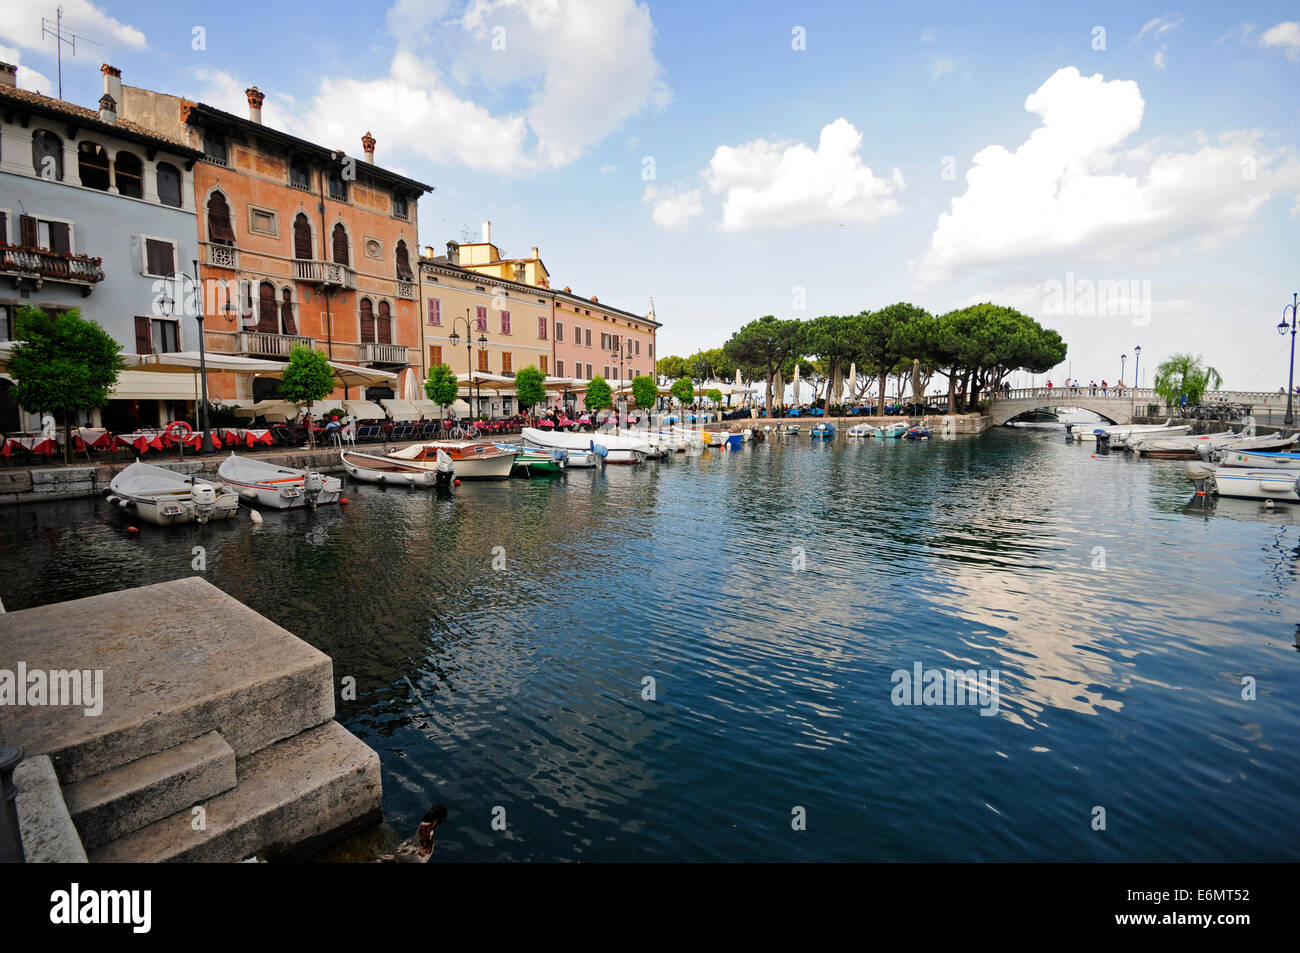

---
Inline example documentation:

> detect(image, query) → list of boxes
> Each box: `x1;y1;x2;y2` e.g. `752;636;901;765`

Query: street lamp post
1133;345;1142;394
448;312;488;427
1280;292;1298;426
1120;353;1127;387
159;267;214;452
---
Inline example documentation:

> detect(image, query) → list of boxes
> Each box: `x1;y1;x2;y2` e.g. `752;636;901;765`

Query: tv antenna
42;7;101;101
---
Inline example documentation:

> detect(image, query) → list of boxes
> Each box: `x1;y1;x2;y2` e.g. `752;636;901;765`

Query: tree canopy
514;365;547;412
1154;353;1222;407
670;376;695;407
722;315;805;416
585;375;612;412
631;375;658;411
280;345;335;446
424;363;460;412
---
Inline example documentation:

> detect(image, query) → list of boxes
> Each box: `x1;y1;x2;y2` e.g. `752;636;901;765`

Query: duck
372;805;448;863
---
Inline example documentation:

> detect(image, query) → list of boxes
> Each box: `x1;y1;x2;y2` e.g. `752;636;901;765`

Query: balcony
294;259;356;290
236;330;315;358
1;243;104;294
205;243;239;270
358;342;411;366
395;280;417;300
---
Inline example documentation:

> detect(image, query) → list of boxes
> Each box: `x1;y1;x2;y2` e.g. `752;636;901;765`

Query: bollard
0;745;26;863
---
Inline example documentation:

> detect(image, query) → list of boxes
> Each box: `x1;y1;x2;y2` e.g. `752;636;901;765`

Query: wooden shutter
207;193;235;244
359;299;375;343
540;355;548;374
293;214;313;260
20;215;38;247
538;315;547;340
145;239;173;276
500;309;511;334
377;301;392;345
46;221;70;255
395;241;413;281
426;298;441;325
477;349;489;372
135;316;153;355
501;352;512;374
257;283;278;334
0;211;6;243
331;223;349;265
280;290;297;335
429;345;442;366
475;306;487;331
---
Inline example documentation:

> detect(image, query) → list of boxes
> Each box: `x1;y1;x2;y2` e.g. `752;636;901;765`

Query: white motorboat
106;461;240;525
340;449;438;486
1072;419;1190;442
847;423;880;438
1218;449;1300;470
1194;466;1300;502
388;441;518;480
522;426;650;465
1129;430;1241;458
218;453;343;508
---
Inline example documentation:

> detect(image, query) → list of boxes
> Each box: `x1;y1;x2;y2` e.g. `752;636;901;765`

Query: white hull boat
847;423;880;438
1130;430;1241;457
1074;419;1189;442
107;461;240;525
389;442;517;479
218;453;342;508
1203;466;1300;502
522;427;650;465
1218;449;1300;470
340;450;437;486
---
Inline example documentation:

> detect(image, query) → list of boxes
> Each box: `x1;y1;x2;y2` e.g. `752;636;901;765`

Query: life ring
165;420;193;440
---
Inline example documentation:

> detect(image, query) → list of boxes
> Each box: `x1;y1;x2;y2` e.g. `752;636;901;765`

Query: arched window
115;151;143;198
31;130;63;181
207;191;235;245
331;223;349;265
359;298;375;343
376;301;392;345
156;162;182;208
395;239;413;282
78;142;110;191
257;281;278;334
279;288;297;335
293;213;313;260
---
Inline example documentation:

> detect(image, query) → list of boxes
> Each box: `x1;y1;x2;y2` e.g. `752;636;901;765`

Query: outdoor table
114;431;167;454
2;434;60;456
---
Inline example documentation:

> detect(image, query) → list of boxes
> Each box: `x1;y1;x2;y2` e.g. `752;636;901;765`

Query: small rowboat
881;422;909;439
1218;449;1300;470
847;424;880;438
389;442;518;479
904;425;932;440
340;450;437;486
218;453;342;509
810;422;835;439
1196;466;1300;502
106;461;239;525
496;443;567;476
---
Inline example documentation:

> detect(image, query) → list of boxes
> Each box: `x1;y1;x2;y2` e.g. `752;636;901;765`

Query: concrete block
90;720;381;862
63;730;236;848
14;755;87;863
0;576;335;783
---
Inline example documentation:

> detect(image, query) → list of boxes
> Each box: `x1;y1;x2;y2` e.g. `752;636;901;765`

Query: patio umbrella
792;363;801;404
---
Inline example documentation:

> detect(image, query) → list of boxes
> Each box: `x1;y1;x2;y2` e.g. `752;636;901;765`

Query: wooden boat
218;453;342;508
496;443;567;476
904;424;932;440
881;422;909;439
522;426;649;465
106;461;240;525
1070;419;1188;442
1218;449;1300;470
388;441;517;480
810;422;835;439
847;423;879;438
340;449;438;486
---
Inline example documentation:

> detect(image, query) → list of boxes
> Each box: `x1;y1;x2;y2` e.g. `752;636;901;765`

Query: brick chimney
0;63;16;88
101;64;122;112
446;241;460;265
361;131;375;163
98;93;117;123
246;87;264;124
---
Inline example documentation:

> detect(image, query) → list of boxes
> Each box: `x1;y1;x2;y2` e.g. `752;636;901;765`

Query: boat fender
1265;499;1275;509
340;497;350;506
127;526;139;536
249;509;264;524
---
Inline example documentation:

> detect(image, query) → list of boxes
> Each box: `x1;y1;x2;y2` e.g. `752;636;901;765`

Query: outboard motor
1064;423;1074;442
304;471;325;508
190;482;217;523
1184;461;1218;505
434;449;455;489
1094;429;1111;453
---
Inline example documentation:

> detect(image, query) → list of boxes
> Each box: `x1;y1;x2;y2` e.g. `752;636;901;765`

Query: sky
3;0;1299;389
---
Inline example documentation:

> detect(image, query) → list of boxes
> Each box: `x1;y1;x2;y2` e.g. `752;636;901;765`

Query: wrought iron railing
0;243;104;286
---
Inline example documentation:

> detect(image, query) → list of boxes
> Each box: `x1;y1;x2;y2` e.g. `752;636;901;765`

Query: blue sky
4;1;1298;388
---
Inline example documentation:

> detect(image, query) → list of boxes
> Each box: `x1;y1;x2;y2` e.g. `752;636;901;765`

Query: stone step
0;577;335;784
89;720;381;863
14;755;87;863
63;731;236;849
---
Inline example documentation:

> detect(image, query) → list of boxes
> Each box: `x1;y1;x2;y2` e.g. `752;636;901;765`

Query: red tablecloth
114;432;167;453
2;435;59;456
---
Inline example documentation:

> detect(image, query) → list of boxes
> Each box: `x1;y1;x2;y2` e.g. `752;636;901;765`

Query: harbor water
1;430;1297;861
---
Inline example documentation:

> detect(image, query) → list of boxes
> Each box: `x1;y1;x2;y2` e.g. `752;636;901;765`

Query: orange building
119;85;432;403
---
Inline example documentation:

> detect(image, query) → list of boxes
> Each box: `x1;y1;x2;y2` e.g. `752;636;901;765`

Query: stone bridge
989;388;1288;427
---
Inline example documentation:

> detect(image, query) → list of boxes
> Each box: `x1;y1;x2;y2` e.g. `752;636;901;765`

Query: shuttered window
556;359;564;377
144;238;174;276
429;345;442;367
475;306;487;332
116;152;143;199
584;329;591;347
500;309;511;334
134;316;152;355
280;289;297;335
359;299;375;343
586;363;592;379
377;301;392;345
46;221;70;255
540;355;548;374
395;240;413;281
156;163;182;208
501;352;512;374
426;298;441;325
293;213;313;260
538;316;547;340
257;282;278;334
331;223;349;265
207;192;235;245
477;349;489;372
555;322;563;343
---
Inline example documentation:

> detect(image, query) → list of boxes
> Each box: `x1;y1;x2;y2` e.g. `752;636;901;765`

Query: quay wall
705;414;993;435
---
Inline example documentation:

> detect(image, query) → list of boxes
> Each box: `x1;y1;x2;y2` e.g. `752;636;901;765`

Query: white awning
109;370;204;401
342;399;388;420
380;399;421;421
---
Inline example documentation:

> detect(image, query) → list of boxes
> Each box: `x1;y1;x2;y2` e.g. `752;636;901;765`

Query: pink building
551;288;658;406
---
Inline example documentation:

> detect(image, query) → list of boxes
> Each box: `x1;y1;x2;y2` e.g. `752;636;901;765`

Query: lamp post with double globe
1280;292;1298;426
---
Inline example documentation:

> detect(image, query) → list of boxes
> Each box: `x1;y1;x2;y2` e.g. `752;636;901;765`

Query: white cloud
1260;21;1300;61
930;56;956;79
192;0;668;175
1215;23;1256;45
704;118;905;232
918;67;1300;283
0;0;145;58
920;28;936;43
643;185;702;229
0;44;53;95
599;163;617;174
1132;16;1183;43
1152;49;1167;69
